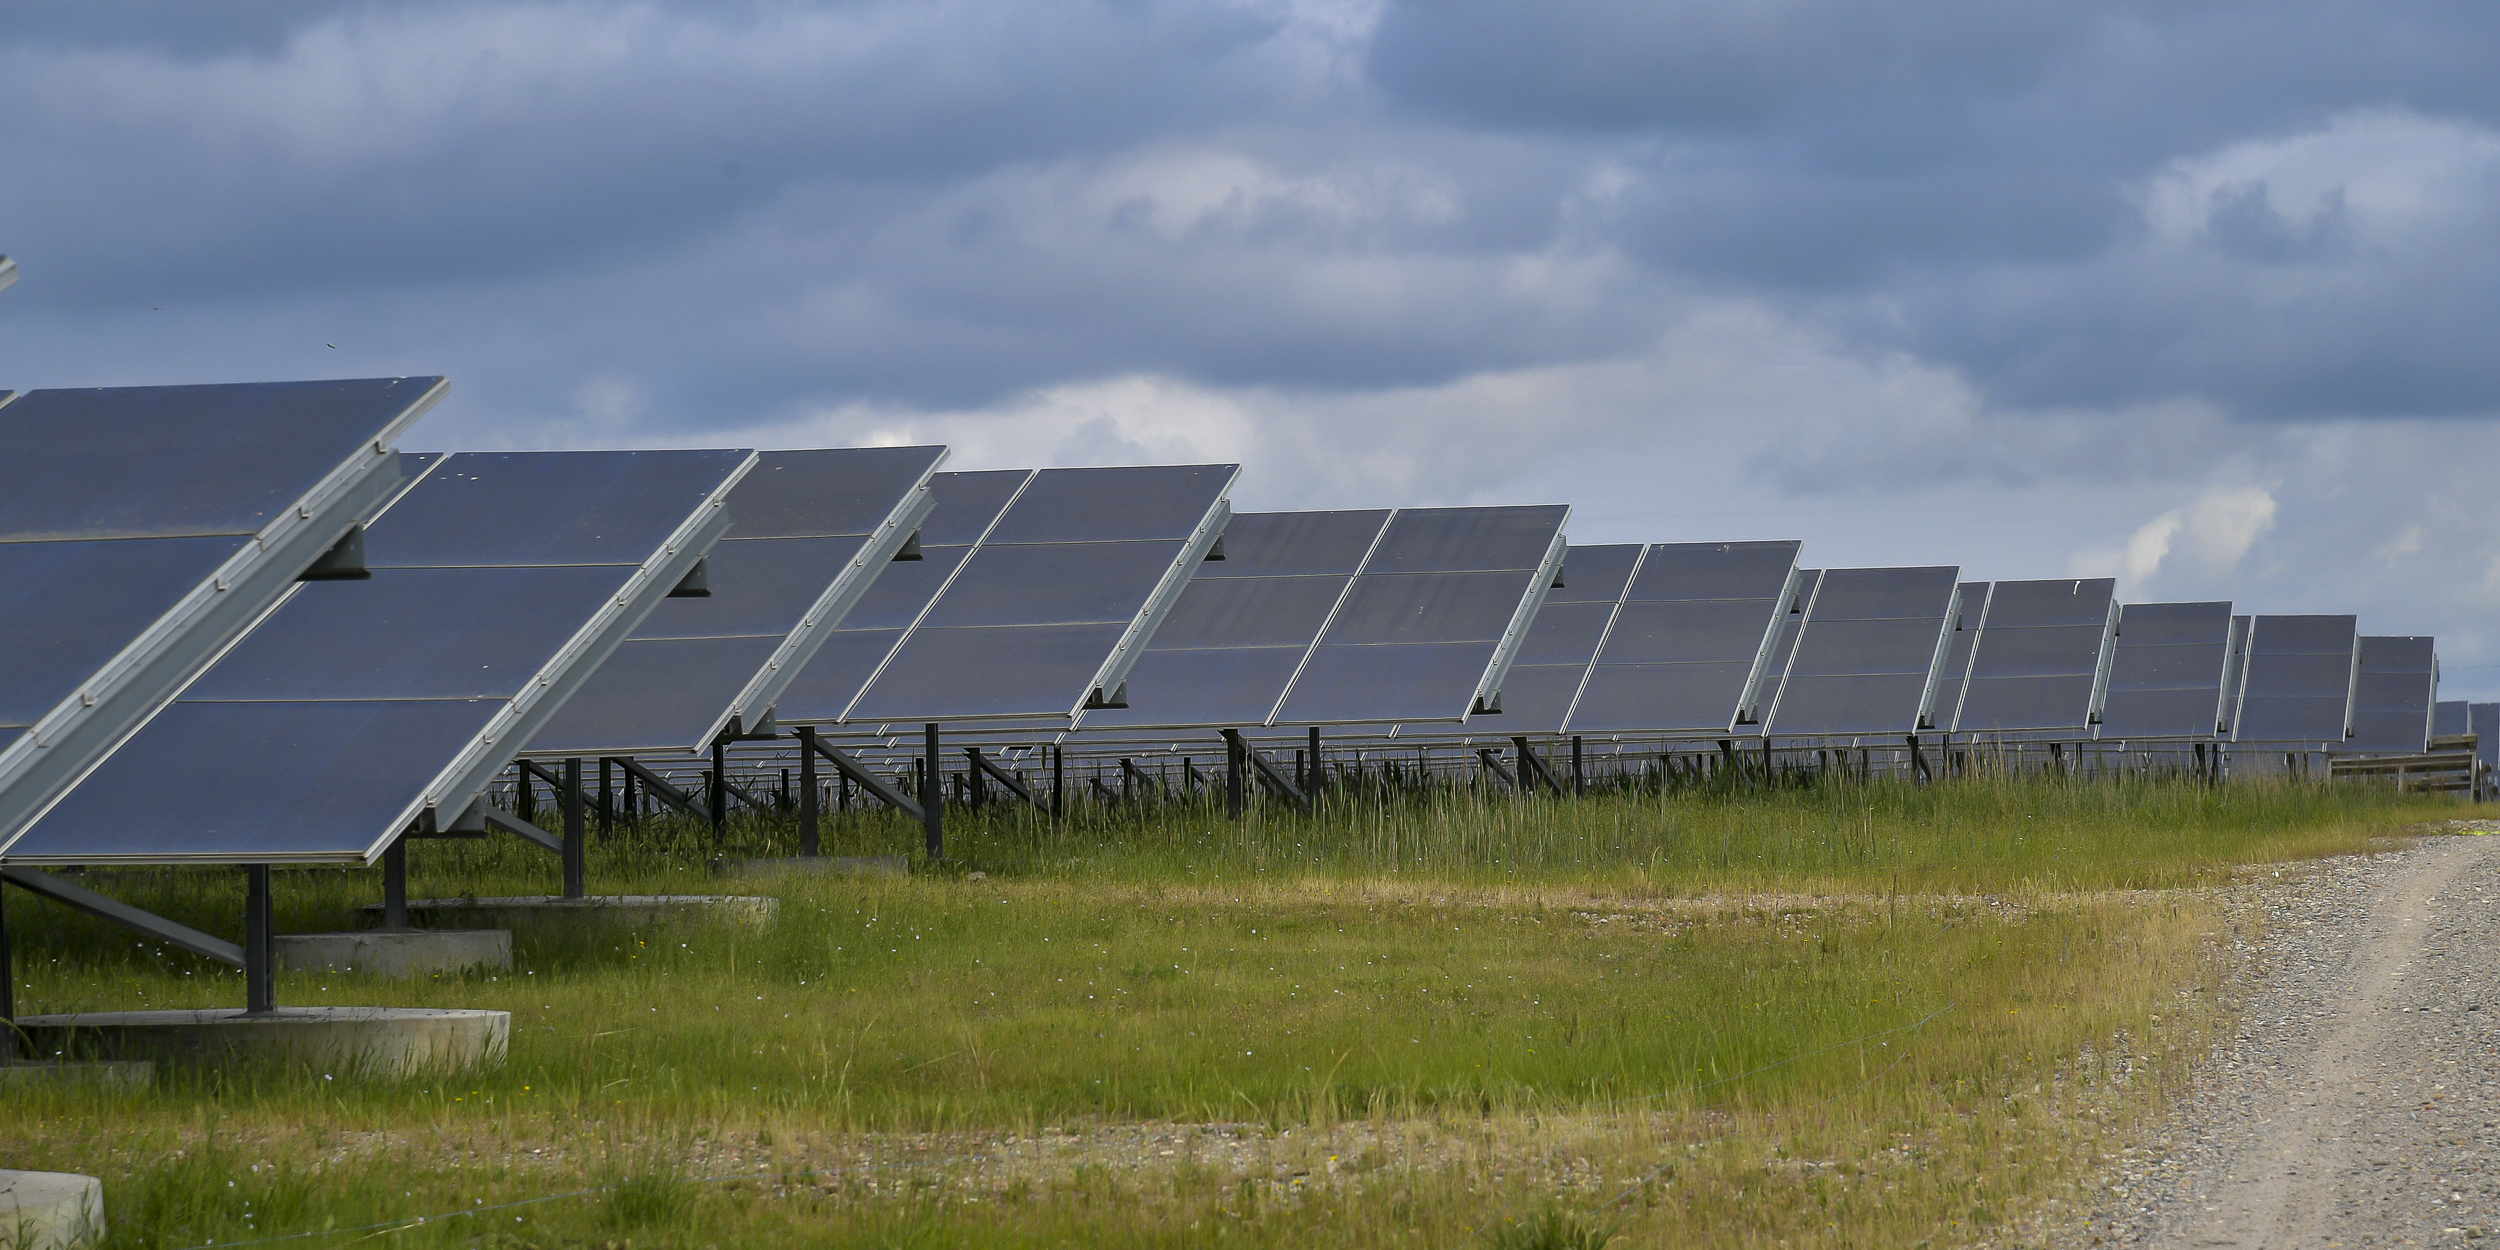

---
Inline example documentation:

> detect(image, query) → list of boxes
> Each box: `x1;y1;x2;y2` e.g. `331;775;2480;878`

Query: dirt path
2080;832;2500;1248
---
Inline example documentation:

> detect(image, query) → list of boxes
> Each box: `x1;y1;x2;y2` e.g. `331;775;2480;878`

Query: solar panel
1270;506;1568;726
2219;615;2252;736
2096;602;2234;739
526;446;945;755
1408;542;1642;736
0;379;443;855
802;465;1237;726
2435;700;2469;738
2229;615;2358;746
2475;703;2500;771
1563;541;1801;737
1927;582;1989;734
2343;635;2436;754
1076;511;1392;732
1950;578;2117;735
0;449;754;864
1762;566;1960;738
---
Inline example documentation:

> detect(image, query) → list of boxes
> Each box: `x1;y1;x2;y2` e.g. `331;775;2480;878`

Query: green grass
0;773;2458;1248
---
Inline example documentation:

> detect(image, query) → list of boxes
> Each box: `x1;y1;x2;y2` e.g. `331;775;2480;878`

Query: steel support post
922;724;944;861
562;757;586;899
1571;736;1585;795
709;741;728;842
1;881;15;1058
382;838;408;930
244;865;276;1015
598;757;615;840
1226;732;1246;819
965;747;989;811
1052;746;1065;822
799;727;822;857
515;760;536;822
1309;726;1323;815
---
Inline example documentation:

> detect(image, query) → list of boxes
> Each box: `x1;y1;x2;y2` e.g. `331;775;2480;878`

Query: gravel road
2074;828;2500;1249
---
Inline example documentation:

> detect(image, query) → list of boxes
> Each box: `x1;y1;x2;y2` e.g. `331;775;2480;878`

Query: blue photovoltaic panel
1928;583;1988;733
836;464;1237;725
1763;566;1958;738
2230;615;2358;746
772;471;1026;724
1952;578;2116;735
1;448;753;864
2475;703;2499;770
2097;602;2233;740
1441;542;1642;735
0;379;442;857
1078;511;1392;732
2342;635;2436;755
1564;541;1799;737
2436;700;2470;738
1270;506;1567;726
528;446;944;755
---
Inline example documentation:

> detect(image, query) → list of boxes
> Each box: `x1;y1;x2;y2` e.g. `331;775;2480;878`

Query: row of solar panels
0;378;2443;875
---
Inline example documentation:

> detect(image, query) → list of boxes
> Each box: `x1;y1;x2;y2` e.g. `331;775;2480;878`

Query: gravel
2063;826;2500;1249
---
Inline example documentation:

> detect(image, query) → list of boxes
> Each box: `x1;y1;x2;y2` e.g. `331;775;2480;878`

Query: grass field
0;772;2456;1248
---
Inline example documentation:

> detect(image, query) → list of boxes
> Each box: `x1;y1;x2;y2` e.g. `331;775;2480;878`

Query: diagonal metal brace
479;804;564;855
1511;737;1566;794
1119;758;1166;799
966;748;1048;814
805;733;925;821
1477;747;1521;790
613;757;701;816
1;866;245;967
1222;730;1310;813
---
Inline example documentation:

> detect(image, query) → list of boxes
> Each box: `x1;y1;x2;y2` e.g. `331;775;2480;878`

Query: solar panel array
527;446;944;756
1764;567;1960;738
1484;542;1641;735
1564;542;1798;737
1267;506;1568;726
2097;602;2235;740
0;380;442;852
2346;635;2437;755
0;450;753;864
1951;578;2117;736
1928;581;1988;735
2230;615;2360;746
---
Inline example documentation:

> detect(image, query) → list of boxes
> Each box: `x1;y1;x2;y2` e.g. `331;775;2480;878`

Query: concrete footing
0;1170;104;1249
0;1060;153;1092
277;929;512;976
711;855;907;879
11;1007;509;1076
364;895;778;929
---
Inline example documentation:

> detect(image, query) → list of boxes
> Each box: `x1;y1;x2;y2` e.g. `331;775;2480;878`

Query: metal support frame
922;724;944;861
479;804;563;854
799;726;822;857
1223;729;1310;813
562;756;586;899
709;742;728;841
1119;758;1163;800
1052;746;1065;821
1572;736;1585;794
0;881;14;1055
382;838;408;930
966;747;1049;814
244;865;275;1016
1308;727;1323;815
1512;737;1565;794
2;866;244;967
801;731;923;821
1909;734;1932;785
1477;747;1521;790
598;758;615;840
614;757;700;816
1224;732;1246;818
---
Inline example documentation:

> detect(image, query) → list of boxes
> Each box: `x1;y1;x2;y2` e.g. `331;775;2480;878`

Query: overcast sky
7;0;2500;693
